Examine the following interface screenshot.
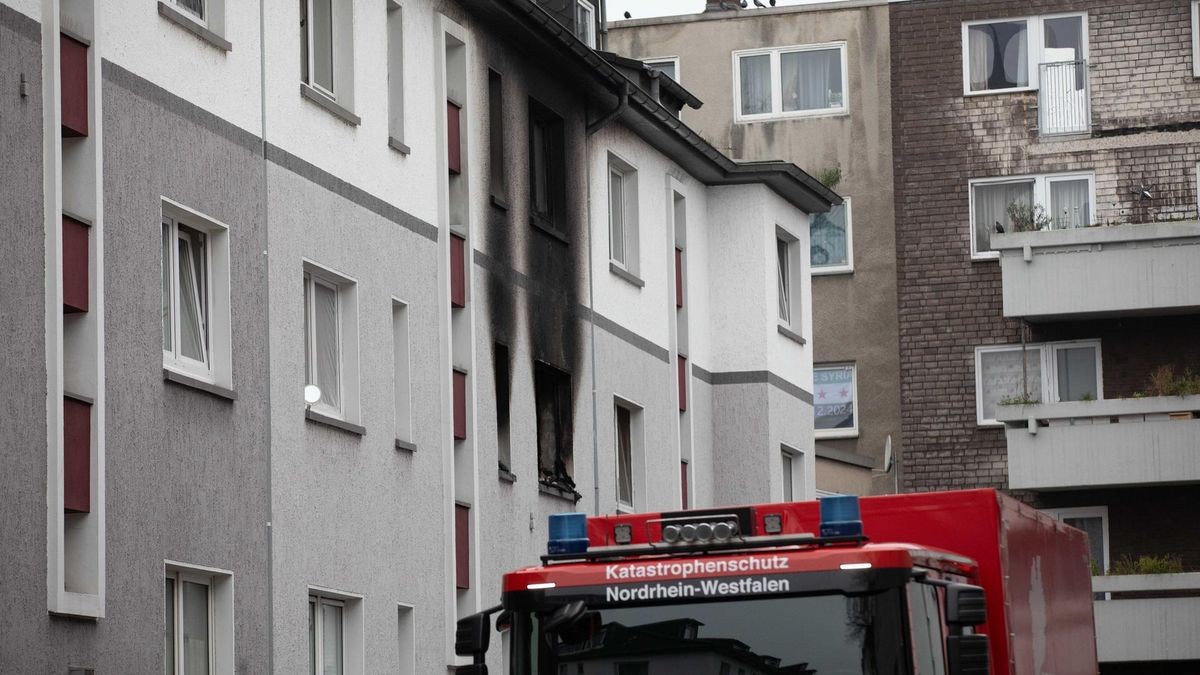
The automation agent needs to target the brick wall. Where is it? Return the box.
[891,0,1200,491]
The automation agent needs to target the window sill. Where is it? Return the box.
[163,368,236,401]
[498,468,517,483]
[394,438,417,452]
[300,84,361,126]
[531,218,569,245]
[609,262,645,288]
[305,409,365,436]
[970,254,1000,263]
[777,324,807,346]
[963,86,1036,97]
[735,108,849,124]
[490,194,509,211]
[538,481,581,503]
[815,430,860,441]
[388,136,411,155]
[811,266,854,277]
[157,1,232,52]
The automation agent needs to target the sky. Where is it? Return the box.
[606,0,844,21]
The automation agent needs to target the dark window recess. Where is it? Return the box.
[447,99,462,175]
[678,355,688,412]
[453,369,467,441]
[63,215,89,313]
[450,233,466,308]
[60,34,89,137]
[487,69,505,201]
[675,247,684,308]
[534,361,574,493]
[681,460,689,510]
[63,396,91,513]
[493,342,511,473]
[455,502,470,590]
[528,99,567,233]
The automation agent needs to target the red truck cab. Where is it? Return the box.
[457,489,1098,675]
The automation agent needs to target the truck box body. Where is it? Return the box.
[785,489,1098,675]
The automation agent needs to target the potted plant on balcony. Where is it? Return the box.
[1006,201,1052,232]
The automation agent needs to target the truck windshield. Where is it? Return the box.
[515,589,907,675]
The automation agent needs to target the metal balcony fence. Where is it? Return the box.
[1039,60,1090,136]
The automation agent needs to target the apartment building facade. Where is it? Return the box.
[0,0,832,671]
[608,0,903,497]
[890,1,1200,672]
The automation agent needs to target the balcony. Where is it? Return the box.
[1092,573,1200,663]
[1039,60,1089,136]
[996,395,1200,490]
[992,222,1200,320]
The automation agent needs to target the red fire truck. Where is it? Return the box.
[456,489,1098,675]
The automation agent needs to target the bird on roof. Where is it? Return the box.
[753,0,766,6]
[623,10,631,18]
[994,221,1005,234]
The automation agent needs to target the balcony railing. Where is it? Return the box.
[1092,573,1200,663]
[1039,60,1090,136]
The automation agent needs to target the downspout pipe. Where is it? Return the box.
[587,84,629,136]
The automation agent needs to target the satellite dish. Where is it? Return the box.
[304,384,322,406]
[883,435,893,473]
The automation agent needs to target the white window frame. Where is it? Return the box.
[392,299,412,444]
[1193,2,1200,78]
[810,196,854,275]
[776,226,802,329]
[303,261,360,423]
[643,56,681,82]
[161,200,232,387]
[164,561,234,675]
[308,586,365,675]
[301,0,355,106]
[732,41,849,123]
[974,339,1103,426]
[396,603,416,675]
[575,0,596,48]
[606,153,639,274]
[614,396,643,514]
[961,13,1089,96]
[968,171,1095,260]
[781,446,803,502]
[386,0,405,146]
[814,362,859,439]
[1043,506,1110,573]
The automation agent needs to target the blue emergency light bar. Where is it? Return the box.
[819,495,864,538]
[548,512,589,555]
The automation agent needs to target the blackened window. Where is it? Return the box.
[494,342,511,473]
[534,361,574,492]
[488,69,506,202]
[528,99,567,234]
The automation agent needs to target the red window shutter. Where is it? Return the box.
[681,460,689,510]
[678,355,687,412]
[62,215,89,313]
[455,503,470,589]
[447,100,462,175]
[60,34,89,137]
[453,369,467,440]
[63,396,91,513]
[450,234,466,309]
[675,247,684,309]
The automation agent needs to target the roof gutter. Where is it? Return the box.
[587,82,629,136]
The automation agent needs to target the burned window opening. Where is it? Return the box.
[534,360,575,494]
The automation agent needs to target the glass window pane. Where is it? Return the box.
[309,599,317,675]
[609,169,625,264]
[1044,16,1084,62]
[176,225,208,364]
[182,580,210,675]
[165,578,175,675]
[312,0,334,92]
[1056,346,1098,401]
[781,48,843,112]
[304,276,312,387]
[574,2,594,47]
[647,61,676,81]
[314,281,341,410]
[782,453,793,501]
[814,366,855,431]
[162,222,173,353]
[1050,178,1091,229]
[1064,516,1105,570]
[739,54,771,116]
[909,584,947,675]
[973,181,1034,252]
[322,603,344,675]
[777,238,790,322]
[531,122,549,217]
[616,406,632,506]
[979,348,1042,421]
[177,0,204,20]
[811,202,849,267]
[967,21,1029,91]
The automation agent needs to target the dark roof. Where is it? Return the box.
[458,0,841,214]
[596,50,704,113]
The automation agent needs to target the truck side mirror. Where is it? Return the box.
[947,634,989,675]
[945,583,987,626]
[455,612,491,658]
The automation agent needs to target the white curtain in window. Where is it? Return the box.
[810,203,848,267]
[177,228,208,364]
[1056,346,1098,401]
[314,282,341,410]
[1063,516,1105,569]
[1049,179,1090,229]
[162,223,173,353]
[182,581,210,675]
[616,406,632,506]
[739,54,771,115]
[322,603,343,675]
[609,170,625,264]
[781,48,841,111]
[968,22,1028,91]
[980,348,1042,420]
[973,181,1034,252]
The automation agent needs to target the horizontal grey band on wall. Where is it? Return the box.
[101,60,438,243]
[0,4,39,41]
[473,250,670,363]
[708,370,814,404]
[815,446,877,469]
